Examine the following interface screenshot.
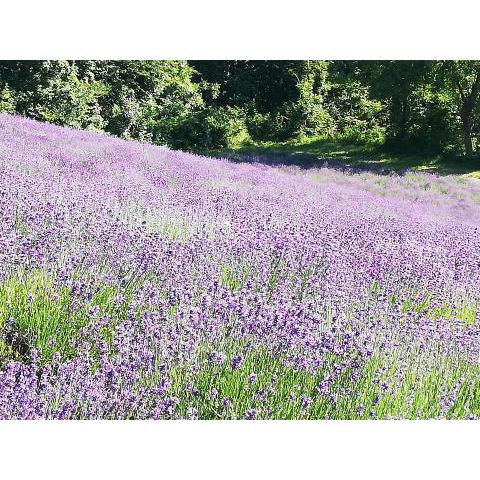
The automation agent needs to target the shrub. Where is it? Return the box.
[170,106,250,150]
[343,121,386,145]
[102,61,206,144]
[0,85,15,113]
[246,111,286,141]
[35,66,109,131]
[281,100,336,139]
[247,103,335,142]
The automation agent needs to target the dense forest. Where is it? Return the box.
[1,60,480,158]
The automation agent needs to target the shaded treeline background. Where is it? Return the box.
[1,60,480,158]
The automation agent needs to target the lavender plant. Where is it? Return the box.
[0,113,479,419]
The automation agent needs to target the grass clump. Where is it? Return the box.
[0,269,125,363]
[0,269,75,361]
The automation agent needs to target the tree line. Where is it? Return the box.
[1,60,479,158]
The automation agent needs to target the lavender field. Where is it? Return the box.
[1,113,480,419]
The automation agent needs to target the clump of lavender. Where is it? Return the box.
[231,355,243,370]
[245,409,257,420]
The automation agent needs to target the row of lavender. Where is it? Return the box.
[0,113,479,419]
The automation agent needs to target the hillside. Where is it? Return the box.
[1,113,480,419]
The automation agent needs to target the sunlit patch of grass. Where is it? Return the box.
[220,260,252,292]
[167,342,480,419]
[449,300,478,326]
[399,294,432,315]
[399,293,478,326]
[13,215,29,236]
[0,339,18,366]
[0,269,127,362]
[120,201,217,241]
[374,354,480,419]
[168,343,332,419]
[207,136,480,178]
[0,269,75,360]
[374,178,388,188]
[434,184,450,195]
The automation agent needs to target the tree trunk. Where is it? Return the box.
[460,90,477,157]
[461,110,474,157]
[460,73,480,157]
[448,62,480,158]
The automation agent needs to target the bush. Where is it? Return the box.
[34,64,109,131]
[406,89,459,154]
[247,103,335,142]
[281,100,336,139]
[0,85,15,113]
[343,121,385,145]
[100,61,206,143]
[246,111,284,141]
[170,106,250,150]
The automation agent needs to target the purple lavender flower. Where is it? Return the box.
[231,355,243,370]
[0,113,479,420]
[208,351,227,366]
[245,408,257,420]
[187,407,198,420]
[300,395,312,410]
[88,305,100,317]
[210,388,218,401]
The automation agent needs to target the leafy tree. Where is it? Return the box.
[359,61,433,148]
[35,62,109,130]
[325,62,386,144]
[169,105,249,150]
[193,61,333,140]
[77,61,205,142]
[191,61,301,111]
[2,60,480,159]
[438,61,480,157]
[0,61,108,129]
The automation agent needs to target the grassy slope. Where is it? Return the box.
[206,137,480,178]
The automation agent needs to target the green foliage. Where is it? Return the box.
[0,269,77,361]
[0,84,15,113]
[245,110,288,141]
[325,74,386,144]
[358,60,480,157]
[93,61,205,143]
[267,61,334,140]
[281,99,335,139]
[401,85,458,153]
[0,60,206,146]
[2,60,480,159]
[191,60,303,111]
[170,106,250,150]
[167,340,480,419]
[35,63,109,130]
[342,122,385,145]
[0,269,121,363]
[436,61,480,156]
[242,61,334,141]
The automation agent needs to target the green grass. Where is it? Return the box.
[398,294,479,326]
[0,269,76,361]
[220,261,252,292]
[0,269,128,362]
[205,136,480,178]
[166,339,480,419]
[2,266,479,419]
